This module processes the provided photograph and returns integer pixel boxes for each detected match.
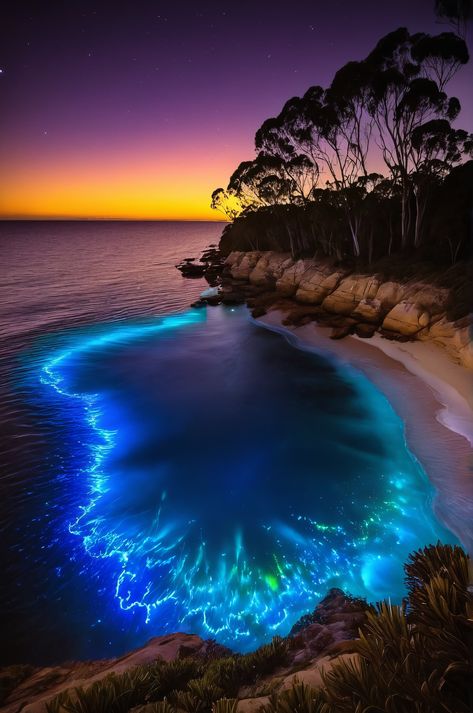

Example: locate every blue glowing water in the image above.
[0,222,458,664]
[35,306,456,652]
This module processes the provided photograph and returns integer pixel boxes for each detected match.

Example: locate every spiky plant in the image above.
[405,543,469,601]
[146,658,204,702]
[187,679,225,708]
[203,657,243,697]
[322,543,473,713]
[45,691,72,713]
[260,681,326,713]
[405,544,473,710]
[141,701,176,713]
[168,689,207,712]
[211,697,239,713]
[239,636,289,682]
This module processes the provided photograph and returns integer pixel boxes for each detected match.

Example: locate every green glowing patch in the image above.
[265,574,279,591]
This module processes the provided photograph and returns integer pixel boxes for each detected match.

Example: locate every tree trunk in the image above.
[368,227,374,265]
[388,217,393,256]
[348,218,361,257]
[414,187,427,249]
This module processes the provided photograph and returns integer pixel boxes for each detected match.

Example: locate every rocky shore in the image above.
[0,590,367,713]
[218,251,473,370]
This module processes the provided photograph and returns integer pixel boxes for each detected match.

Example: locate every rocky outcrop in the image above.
[424,315,473,369]
[1,634,208,713]
[296,268,346,304]
[248,252,293,286]
[382,301,431,336]
[224,251,473,369]
[1,591,368,713]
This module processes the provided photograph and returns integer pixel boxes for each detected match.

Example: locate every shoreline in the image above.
[257,308,473,554]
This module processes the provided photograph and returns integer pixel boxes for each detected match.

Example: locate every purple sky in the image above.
[1,0,471,218]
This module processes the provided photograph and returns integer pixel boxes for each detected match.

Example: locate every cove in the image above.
[38,305,456,651]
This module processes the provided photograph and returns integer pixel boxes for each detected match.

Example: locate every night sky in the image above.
[1,0,472,220]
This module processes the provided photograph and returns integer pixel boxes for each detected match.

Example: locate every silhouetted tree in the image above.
[212,24,471,265]
[210,188,240,221]
[434,0,472,37]
[365,28,467,247]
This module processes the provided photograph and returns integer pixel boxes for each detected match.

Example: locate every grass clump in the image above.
[261,680,326,713]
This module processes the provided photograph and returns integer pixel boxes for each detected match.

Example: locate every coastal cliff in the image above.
[222,251,473,369]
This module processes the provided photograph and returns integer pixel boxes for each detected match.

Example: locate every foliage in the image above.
[260,681,326,713]
[212,698,239,713]
[213,24,473,265]
[322,543,473,712]
[44,636,288,713]
[145,657,203,701]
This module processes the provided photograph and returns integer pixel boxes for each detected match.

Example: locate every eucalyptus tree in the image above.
[364,27,468,247]
[434,0,472,38]
[256,80,373,256]
[411,31,469,89]
[226,154,294,210]
[254,102,321,200]
[410,120,473,246]
[210,188,241,221]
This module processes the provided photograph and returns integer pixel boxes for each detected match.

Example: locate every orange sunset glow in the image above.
[0,142,248,219]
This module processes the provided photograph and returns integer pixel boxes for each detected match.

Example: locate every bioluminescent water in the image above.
[0,222,459,664]
[31,305,456,652]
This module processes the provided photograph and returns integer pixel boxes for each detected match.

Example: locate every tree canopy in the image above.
[212,26,473,264]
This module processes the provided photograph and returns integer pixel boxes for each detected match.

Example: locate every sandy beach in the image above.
[258,309,473,553]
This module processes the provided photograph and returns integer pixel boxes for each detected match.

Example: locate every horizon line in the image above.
[0,217,228,223]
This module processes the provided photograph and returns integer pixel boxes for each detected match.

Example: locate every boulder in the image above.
[322,275,381,315]
[276,259,312,296]
[373,280,409,307]
[382,301,431,336]
[249,252,292,286]
[295,268,344,304]
[224,251,244,268]
[230,251,262,280]
[177,262,206,278]
[426,314,473,368]
[351,298,383,323]
[354,323,377,338]
[330,320,357,340]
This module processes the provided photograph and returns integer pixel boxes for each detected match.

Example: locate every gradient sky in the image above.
[1,0,472,220]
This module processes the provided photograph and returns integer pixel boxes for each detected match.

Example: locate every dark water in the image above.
[0,221,456,665]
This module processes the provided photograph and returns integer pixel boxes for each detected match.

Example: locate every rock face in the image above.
[226,251,262,280]
[322,275,381,315]
[425,315,473,369]
[382,301,431,336]
[225,250,473,369]
[249,252,293,287]
[296,268,346,304]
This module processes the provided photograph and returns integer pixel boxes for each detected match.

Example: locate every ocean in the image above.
[0,221,456,665]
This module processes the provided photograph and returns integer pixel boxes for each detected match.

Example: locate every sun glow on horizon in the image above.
[0,139,247,220]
